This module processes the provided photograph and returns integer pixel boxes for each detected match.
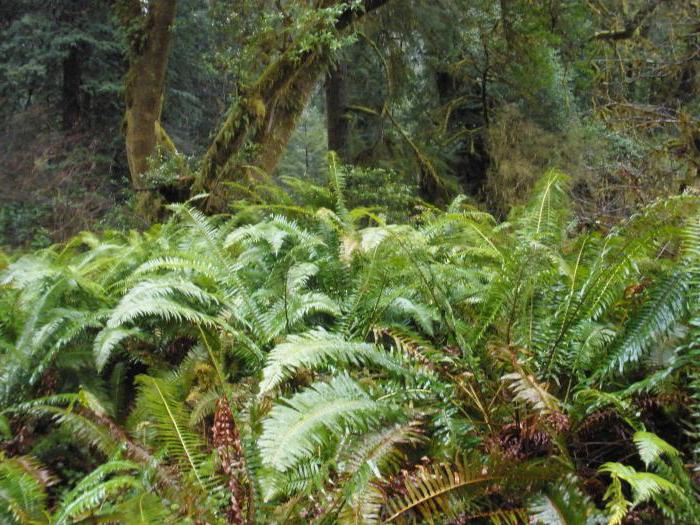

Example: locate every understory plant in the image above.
[0,165,698,524]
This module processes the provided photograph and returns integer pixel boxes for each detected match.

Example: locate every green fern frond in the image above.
[529,475,603,525]
[53,460,142,525]
[599,271,690,376]
[132,376,213,492]
[259,329,405,396]
[106,492,174,524]
[338,422,422,524]
[0,454,51,525]
[632,431,680,469]
[600,462,684,524]
[512,169,571,245]
[260,374,391,471]
[93,326,144,372]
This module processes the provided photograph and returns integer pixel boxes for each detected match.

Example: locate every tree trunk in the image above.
[195,0,391,210]
[62,44,82,130]
[118,0,177,212]
[325,61,350,161]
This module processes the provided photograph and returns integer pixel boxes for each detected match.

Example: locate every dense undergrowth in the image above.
[0,165,699,524]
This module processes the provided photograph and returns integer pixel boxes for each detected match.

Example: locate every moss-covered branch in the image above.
[118,0,177,199]
[195,0,392,210]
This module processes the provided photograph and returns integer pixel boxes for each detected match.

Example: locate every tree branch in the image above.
[593,0,663,41]
[195,0,393,209]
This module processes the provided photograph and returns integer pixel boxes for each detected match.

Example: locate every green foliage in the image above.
[0,171,698,523]
[529,475,604,525]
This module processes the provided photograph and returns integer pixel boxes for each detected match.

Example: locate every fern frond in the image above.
[106,277,221,329]
[338,422,422,524]
[502,369,560,414]
[93,326,143,372]
[382,455,495,523]
[259,329,405,395]
[529,475,603,525]
[260,374,390,471]
[132,376,212,492]
[600,270,690,376]
[632,431,680,469]
[600,462,684,524]
[53,459,142,525]
[0,455,51,525]
[512,169,571,246]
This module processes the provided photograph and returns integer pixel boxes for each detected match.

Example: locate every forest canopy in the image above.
[0,0,699,524]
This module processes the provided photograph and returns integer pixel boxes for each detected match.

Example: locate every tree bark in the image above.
[118,0,177,199]
[195,0,391,210]
[325,61,350,161]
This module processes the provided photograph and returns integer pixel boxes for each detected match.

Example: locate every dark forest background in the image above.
[1,0,697,247]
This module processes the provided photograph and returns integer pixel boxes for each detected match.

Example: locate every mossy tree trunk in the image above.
[195,0,391,211]
[195,49,327,209]
[325,61,350,162]
[117,0,177,215]
[116,0,390,214]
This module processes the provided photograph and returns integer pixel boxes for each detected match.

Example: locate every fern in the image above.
[599,270,691,376]
[259,329,406,395]
[529,475,604,525]
[1,171,698,523]
[381,455,538,524]
[0,454,51,525]
[52,459,142,525]
[260,374,392,471]
[131,376,214,492]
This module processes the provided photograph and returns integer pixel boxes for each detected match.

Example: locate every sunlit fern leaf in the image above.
[259,329,406,396]
[0,455,52,525]
[225,216,323,255]
[93,326,143,372]
[512,169,571,246]
[262,292,341,338]
[260,456,334,502]
[286,262,319,293]
[167,203,225,253]
[328,151,349,221]
[421,211,502,262]
[260,374,390,471]
[599,462,684,525]
[632,431,680,469]
[226,222,290,254]
[133,255,221,282]
[344,226,416,257]
[529,475,604,525]
[386,297,437,336]
[502,369,560,414]
[106,277,222,328]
